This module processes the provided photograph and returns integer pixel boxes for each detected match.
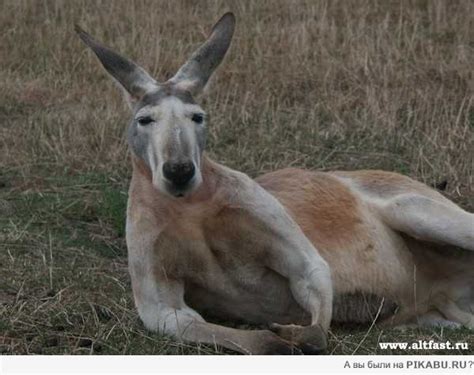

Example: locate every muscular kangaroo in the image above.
[76,13,473,354]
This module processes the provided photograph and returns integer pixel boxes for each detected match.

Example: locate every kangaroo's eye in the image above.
[137,116,154,126]
[191,113,204,124]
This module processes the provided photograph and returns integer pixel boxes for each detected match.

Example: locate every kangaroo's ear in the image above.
[168,12,235,95]
[75,25,157,106]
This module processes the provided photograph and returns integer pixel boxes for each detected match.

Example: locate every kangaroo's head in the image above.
[76,13,235,198]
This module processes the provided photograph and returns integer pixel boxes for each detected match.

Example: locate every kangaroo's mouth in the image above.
[163,177,198,198]
[171,188,186,198]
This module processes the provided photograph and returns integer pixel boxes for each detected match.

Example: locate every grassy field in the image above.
[1,0,473,355]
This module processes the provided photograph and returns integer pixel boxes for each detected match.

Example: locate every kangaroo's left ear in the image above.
[75,25,158,106]
[168,12,235,95]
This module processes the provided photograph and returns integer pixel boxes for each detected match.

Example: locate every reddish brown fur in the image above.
[256,168,371,254]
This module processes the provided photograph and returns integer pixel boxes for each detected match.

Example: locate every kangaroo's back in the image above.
[257,168,370,252]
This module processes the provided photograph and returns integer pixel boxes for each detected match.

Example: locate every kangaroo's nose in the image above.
[162,161,195,186]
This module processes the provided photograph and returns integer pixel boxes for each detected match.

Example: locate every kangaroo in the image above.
[76,12,473,354]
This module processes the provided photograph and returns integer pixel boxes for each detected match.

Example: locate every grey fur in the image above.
[75,25,157,99]
[138,85,196,109]
[127,85,206,169]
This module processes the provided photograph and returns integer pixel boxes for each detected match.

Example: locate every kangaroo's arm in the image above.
[126,206,297,355]
[130,267,296,354]
[236,176,333,333]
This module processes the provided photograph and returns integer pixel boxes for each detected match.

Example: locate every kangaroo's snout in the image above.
[163,161,195,187]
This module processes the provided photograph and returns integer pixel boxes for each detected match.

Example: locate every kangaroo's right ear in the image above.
[75,25,157,106]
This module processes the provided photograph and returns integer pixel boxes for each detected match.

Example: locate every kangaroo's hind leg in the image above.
[436,298,474,329]
[380,310,463,330]
[379,194,474,251]
[379,193,474,328]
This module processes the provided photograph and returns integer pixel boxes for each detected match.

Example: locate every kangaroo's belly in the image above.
[184,266,310,325]
[185,276,398,326]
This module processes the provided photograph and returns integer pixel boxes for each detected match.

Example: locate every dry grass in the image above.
[1,0,473,355]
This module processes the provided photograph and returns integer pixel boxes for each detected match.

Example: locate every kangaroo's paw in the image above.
[269,323,327,355]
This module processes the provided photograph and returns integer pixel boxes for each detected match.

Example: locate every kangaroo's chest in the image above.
[153,211,306,324]
[154,213,267,290]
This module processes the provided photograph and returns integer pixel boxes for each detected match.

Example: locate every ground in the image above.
[1,0,473,355]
